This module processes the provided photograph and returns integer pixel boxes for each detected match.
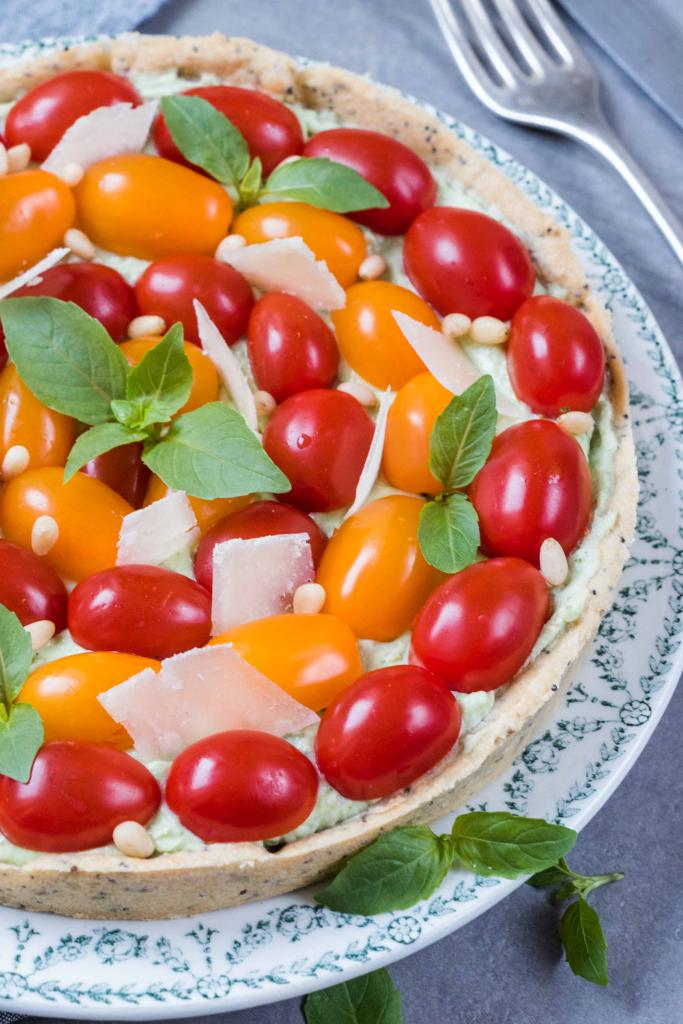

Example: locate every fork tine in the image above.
[524,0,593,72]
[459,0,524,88]
[429,0,510,100]
[489,0,551,74]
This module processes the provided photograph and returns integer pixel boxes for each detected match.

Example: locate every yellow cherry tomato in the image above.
[0,467,132,581]
[331,281,440,390]
[143,474,252,534]
[0,364,77,471]
[211,613,362,711]
[383,372,452,496]
[74,154,233,260]
[19,652,160,749]
[120,336,219,415]
[233,202,366,287]
[0,169,75,281]
[317,495,443,642]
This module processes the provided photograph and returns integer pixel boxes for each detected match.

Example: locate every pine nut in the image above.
[31,515,59,556]
[0,144,8,176]
[127,314,166,339]
[215,234,247,260]
[113,821,155,859]
[7,143,31,172]
[540,537,569,587]
[64,227,95,260]
[442,313,471,338]
[254,390,276,417]
[1,444,30,480]
[557,411,593,436]
[358,253,386,280]
[470,316,509,346]
[57,162,84,187]
[25,619,55,652]
[337,380,378,408]
[293,582,326,614]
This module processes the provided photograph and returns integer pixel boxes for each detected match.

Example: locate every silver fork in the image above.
[430,0,683,264]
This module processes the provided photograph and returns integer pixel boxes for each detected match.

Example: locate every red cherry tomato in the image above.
[5,70,141,163]
[82,442,150,508]
[194,499,327,591]
[166,730,318,842]
[507,296,605,417]
[68,565,211,660]
[0,741,161,853]
[153,85,304,177]
[303,127,436,235]
[0,539,68,630]
[315,665,461,800]
[135,255,254,346]
[404,207,535,320]
[469,419,593,564]
[263,390,374,512]
[411,558,549,692]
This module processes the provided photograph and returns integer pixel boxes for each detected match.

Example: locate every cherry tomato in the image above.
[153,85,304,176]
[411,557,550,691]
[247,292,339,402]
[0,364,77,471]
[469,420,592,564]
[404,207,535,320]
[74,154,233,260]
[194,499,327,591]
[0,741,161,853]
[507,296,605,417]
[69,565,211,660]
[166,730,318,842]
[0,467,132,581]
[316,665,461,800]
[383,373,452,495]
[233,202,366,287]
[4,70,141,163]
[0,539,68,630]
[303,128,436,235]
[211,613,362,711]
[82,442,150,508]
[120,336,219,415]
[19,652,160,749]
[0,170,75,281]
[331,281,439,389]
[135,255,254,346]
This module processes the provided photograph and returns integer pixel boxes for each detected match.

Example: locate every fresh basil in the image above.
[417,492,480,573]
[0,606,32,707]
[161,95,250,184]
[527,857,624,904]
[239,156,263,205]
[429,375,496,489]
[0,607,43,783]
[263,156,389,213]
[451,812,577,878]
[124,322,192,425]
[304,969,402,1024]
[64,423,148,482]
[560,897,609,986]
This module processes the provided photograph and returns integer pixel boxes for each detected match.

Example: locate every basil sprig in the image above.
[160,95,389,214]
[0,606,43,783]
[304,968,402,1024]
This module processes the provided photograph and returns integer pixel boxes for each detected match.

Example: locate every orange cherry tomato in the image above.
[0,170,75,281]
[143,474,252,534]
[211,613,362,711]
[74,154,232,260]
[19,652,160,749]
[0,364,77,470]
[383,372,452,496]
[331,281,440,389]
[119,336,219,415]
[233,202,366,287]
[0,467,132,581]
[317,495,443,642]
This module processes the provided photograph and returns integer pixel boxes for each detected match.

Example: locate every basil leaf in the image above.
[418,493,479,573]
[1,297,128,425]
[161,95,249,184]
[316,826,452,915]
[142,402,290,500]
[239,156,263,204]
[560,897,609,986]
[111,397,161,432]
[263,157,389,213]
[64,423,148,482]
[125,322,192,424]
[451,812,576,878]
[0,703,44,783]
[429,374,497,490]
[526,860,571,890]
[0,606,32,708]
[304,969,402,1024]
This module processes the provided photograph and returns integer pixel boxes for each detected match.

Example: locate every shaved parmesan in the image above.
[0,248,69,299]
[211,532,314,634]
[42,101,158,174]
[98,643,318,759]
[221,237,346,311]
[345,388,393,520]
[194,299,258,431]
[117,491,199,567]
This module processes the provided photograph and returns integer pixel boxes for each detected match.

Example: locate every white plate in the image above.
[0,40,680,1021]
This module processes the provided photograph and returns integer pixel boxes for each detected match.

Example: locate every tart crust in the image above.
[0,33,637,920]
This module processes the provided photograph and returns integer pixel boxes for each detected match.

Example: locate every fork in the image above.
[430,0,683,264]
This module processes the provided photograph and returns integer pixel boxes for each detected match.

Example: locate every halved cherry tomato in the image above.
[469,420,593,564]
[411,557,550,691]
[233,202,366,287]
[143,474,252,534]
[4,70,141,162]
[247,292,339,401]
[194,499,327,591]
[0,364,77,470]
[0,538,68,630]
[0,741,161,853]
[74,154,233,260]
[507,296,605,417]
[166,730,318,842]
[69,565,211,660]
[211,613,362,711]
[0,170,75,280]
[153,85,304,176]
[120,336,219,415]
[19,652,160,749]
[303,128,436,235]
[263,389,374,512]
[404,207,535,320]
[382,373,452,495]
[316,665,461,800]
[331,281,438,389]
[82,442,150,508]
[317,495,443,642]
